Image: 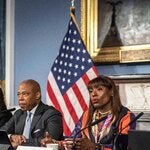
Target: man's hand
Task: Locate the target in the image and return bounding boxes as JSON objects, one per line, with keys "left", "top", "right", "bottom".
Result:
{"left": 41, "top": 132, "right": 66, "bottom": 150}
{"left": 10, "top": 134, "right": 26, "bottom": 148}
{"left": 40, "top": 132, "right": 55, "bottom": 147}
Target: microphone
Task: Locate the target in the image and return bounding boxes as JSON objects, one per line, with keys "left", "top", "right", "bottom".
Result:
{"left": 113, "top": 112, "right": 144, "bottom": 150}
{"left": 72, "top": 115, "right": 108, "bottom": 150}
{"left": 0, "top": 108, "right": 16, "bottom": 113}
{"left": 74, "top": 115, "right": 108, "bottom": 139}
{"left": 89, "top": 116, "right": 108, "bottom": 127}
{"left": 118, "top": 112, "right": 144, "bottom": 135}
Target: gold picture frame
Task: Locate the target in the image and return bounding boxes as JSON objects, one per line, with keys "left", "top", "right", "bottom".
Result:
{"left": 81, "top": 0, "right": 150, "bottom": 63}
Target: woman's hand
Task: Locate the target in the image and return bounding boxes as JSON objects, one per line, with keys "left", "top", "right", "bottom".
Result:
{"left": 75, "top": 138, "right": 96, "bottom": 150}
{"left": 63, "top": 138, "right": 74, "bottom": 150}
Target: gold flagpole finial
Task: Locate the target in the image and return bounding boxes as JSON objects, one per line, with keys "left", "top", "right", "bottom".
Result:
{"left": 70, "top": 0, "right": 75, "bottom": 15}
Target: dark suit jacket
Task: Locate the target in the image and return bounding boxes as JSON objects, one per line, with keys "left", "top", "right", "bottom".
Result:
{"left": 0, "top": 101, "right": 63, "bottom": 146}
{"left": 0, "top": 111, "right": 12, "bottom": 128}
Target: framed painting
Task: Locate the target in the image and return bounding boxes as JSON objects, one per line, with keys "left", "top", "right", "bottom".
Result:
{"left": 110, "top": 74, "right": 150, "bottom": 113}
{"left": 110, "top": 74, "right": 150, "bottom": 124}
{"left": 81, "top": 0, "right": 150, "bottom": 64}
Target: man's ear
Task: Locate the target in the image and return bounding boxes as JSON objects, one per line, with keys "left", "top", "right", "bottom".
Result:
{"left": 36, "top": 92, "right": 41, "bottom": 99}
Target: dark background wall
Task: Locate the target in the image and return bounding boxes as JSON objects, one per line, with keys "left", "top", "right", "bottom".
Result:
{"left": 14, "top": 0, "right": 150, "bottom": 104}
{"left": 0, "top": 0, "right": 5, "bottom": 80}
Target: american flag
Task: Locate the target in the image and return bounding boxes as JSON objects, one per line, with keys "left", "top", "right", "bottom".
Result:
{"left": 46, "top": 12, "right": 98, "bottom": 136}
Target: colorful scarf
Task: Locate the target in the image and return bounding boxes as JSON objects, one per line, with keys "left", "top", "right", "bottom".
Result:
{"left": 92, "top": 110, "right": 113, "bottom": 143}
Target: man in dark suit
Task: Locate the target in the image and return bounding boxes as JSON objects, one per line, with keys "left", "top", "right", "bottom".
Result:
{"left": 0, "top": 79, "right": 63, "bottom": 148}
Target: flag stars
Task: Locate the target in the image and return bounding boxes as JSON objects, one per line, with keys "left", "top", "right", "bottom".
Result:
{"left": 64, "top": 37, "right": 67, "bottom": 41}
{"left": 77, "top": 48, "right": 81, "bottom": 52}
{"left": 51, "top": 18, "right": 95, "bottom": 96}
{"left": 70, "top": 21, "right": 73, "bottom": 25}
{"left": 88, "top": 59, "right": 92, "bottom": 63}
{"left": 68, "top": 38, "right": 71, "bottom": 42}
{"left": 62, "top": 45, "right": 66, "bottom": 49}
{"left": 75, "top": 64, "right": 79, "bottom": 69}
{"left": 82, "top": 49, "right": 86, "bottom": 53}
{"left": 69, "top": 63, "right": 73, "bottom": 67}
{"left": 66, "top": 46, "right": 69, "bottom": 50}
{"left": 57, "top": 76, "right": 61, "bottom": 80}
{"left": 58, "top": 68, "right": 62, "bottom": 73}
{"left": 63, "top": 70, "right": 67, "bottom": 74}
{"left": 72, "top": 39, "right": 76, "bottom": 43}
{"left": 67, "top": 79, "right": 71, "bottom": 83}
{"left": 59, "top": 61, "right": 63, "bottom": 65}
{"left": 73, "top": 30, "right": 77, "bottom": 35}
{"left": 78, "top": 40, "right": 81, "bottom": 44}
{"left": 71, "top": 47, "right": 75, "bottom": 51}
{"left": 74, "top": 72, "right": 78, "bottom": 77}
{"left": 61, "top": 85, "right": 65, "bottom": 90}
{"left": 82, "top": 58, "right": 85, "bottom": 62}
{"left": 61, "top": 53, "right": 64, "bottom": 57}
{"left": 81, "top": 66, "right": 85, "bottom": 70}
{"left": 62, "top": 78, "right": 66, "bottom": 82}
{"left": 53, "top": 67, "right": 57, "bottom": 71}
{"left": 64, "top": 62, "right": 68, "bottom": 66}
{"left": 76, "top": 56, "right": 80, "bottom": 61}
{"left": 65, "top": 54, "right": 69, "bottom": 58}
{"left": 69, "top": 29, "right": 72, "bottom": 34}
{"left": 70, "top": 55, "right": 74, "bottom": 59}
{"left": 55, "top": 59, "right": 58, "bottom": 63}
{"left": 68, "top": 71, "right": 71, "bottom": 75}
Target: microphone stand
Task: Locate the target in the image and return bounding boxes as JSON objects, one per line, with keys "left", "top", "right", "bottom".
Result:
{"left": 0, "top": 108, "right": 16, "bottom": 113}
{"left": 113, "top": 133, "right": 119, "bottom": 150}
{"left": 72, "top": 116, "right": 108, "bottom": 150}
{"left": 112, "top": 112, "right": 144, "bottom": 150}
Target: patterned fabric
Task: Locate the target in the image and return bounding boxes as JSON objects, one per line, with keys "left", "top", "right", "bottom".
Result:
{"left": 92, "top": 111, "right": 113, "bottom": 143}
{"left": 92, "top": 110, "right": 101, "bottom": 143}
{"left": 79, "top": 106, "right": 136, "bottom": 150}
{"left": 101, "top": 114, "right": 112, "bottom": 131}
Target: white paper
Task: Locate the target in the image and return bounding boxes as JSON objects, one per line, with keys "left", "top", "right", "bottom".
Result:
{"left": 17, "top": 146, "right": 53, "bottom": 150}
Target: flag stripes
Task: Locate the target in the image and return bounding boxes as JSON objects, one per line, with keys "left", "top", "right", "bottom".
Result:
{"left": 46, "top": 12, "right": 98, "bottom": 136}
{"left": 47, "top": 67, "right": 98, "bottom": 135}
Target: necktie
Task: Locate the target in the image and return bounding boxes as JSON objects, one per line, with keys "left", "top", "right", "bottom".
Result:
{"left": 23, "top": 111, "right": 32, "bottom": 139}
